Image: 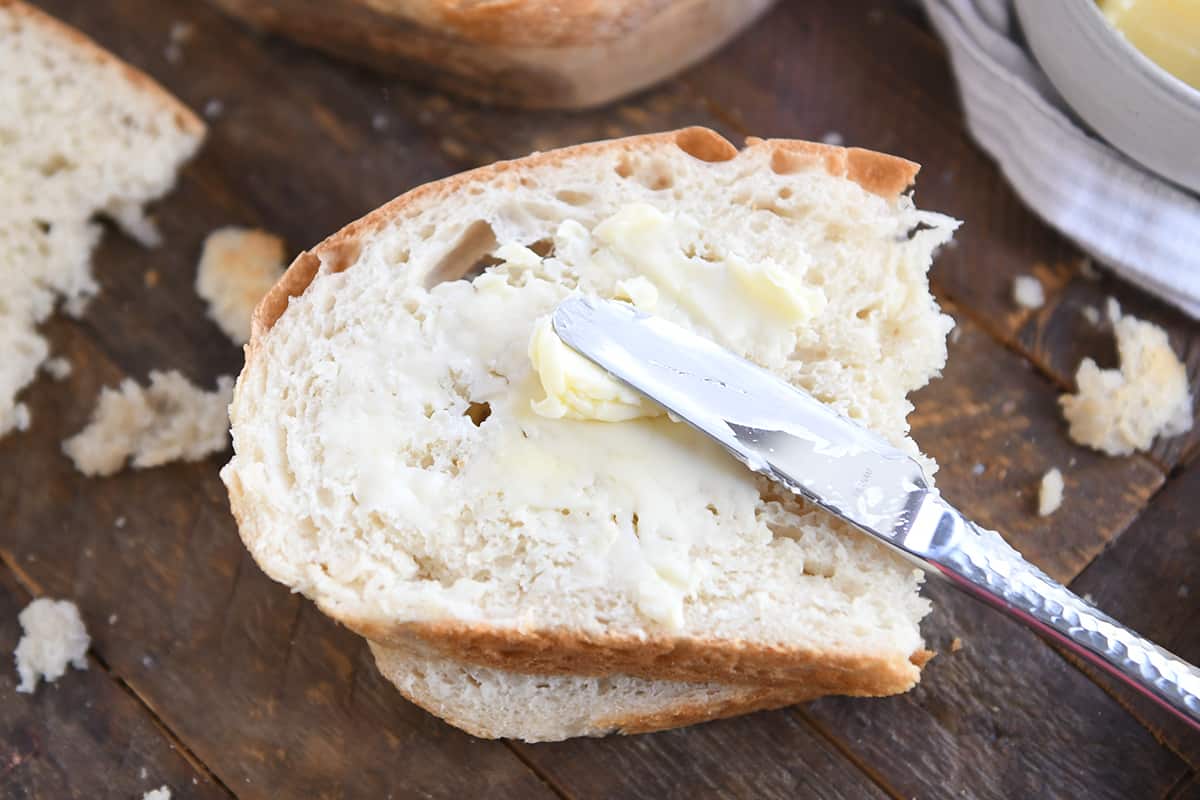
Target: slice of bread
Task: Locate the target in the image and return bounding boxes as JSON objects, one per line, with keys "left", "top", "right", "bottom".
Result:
{"left": 0, "top": 0, "right": 205, "bottom": 437}
{"left": 223, "top": 128, "right": 957, "bottom": 695}
{"left": 209, "top": 0, "right": 775, "bottom": 109}
{"left": 369, "top": 639, "right": 816, "bottom": 742}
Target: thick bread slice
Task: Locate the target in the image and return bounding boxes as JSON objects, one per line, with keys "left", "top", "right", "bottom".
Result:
{"left": 0, "top": 0, "right": 205, "bottom": 436}
{"left": 224, "top": 128, "right": 956, "bottom": 694}
{"left": 369, "top": 640, "right": 816, "bottom": 742}
{"left": 209, "top": 0, "right": 774, "bottom": 109}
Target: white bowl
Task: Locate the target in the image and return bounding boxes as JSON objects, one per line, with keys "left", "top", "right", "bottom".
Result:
{"left": 1014, "top": 0, "right": 1200, "bottom": 193}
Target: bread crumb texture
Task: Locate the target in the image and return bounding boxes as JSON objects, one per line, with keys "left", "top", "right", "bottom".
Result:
{"left": 225, "top": 133, "right": 958, "bottom": 683}
{"left": 1037, "top": 467, "right": 1064, "bottom": 516}
{"left": 63, "top": 370, "right": 233, "bottom": 476}
{"left": 1012, "top": 274, "right": 1045, "bottom": 309}
{"left": 13, "top": 597, "right": 90, "bottom": 693}
{"left": 0, "top": 2, "right": 203, "bottom": 439}
{"left": 1060, "top": 306, "right": 1193, "bottom": 456}
{"left": 195, "top": 227, "right": 287, "bottom": 345}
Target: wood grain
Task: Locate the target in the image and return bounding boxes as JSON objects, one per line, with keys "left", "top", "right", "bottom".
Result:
{"left": 805, "top": 579, "right": 1189, "bottom": 800}
{"left": 1069, "top": 461, "right": 1200, "bottom": 768}
{"left": 514, "top": 711, "right": 889, "bottom": 800}
{"left": 3, "top": 0, "right": 1193, "bottom": 797}
{"left": 0, "top": 568, "right": 227, "bottom": 800}
{"left": 909, "top": 315, "right": 1163, "bottom": 583}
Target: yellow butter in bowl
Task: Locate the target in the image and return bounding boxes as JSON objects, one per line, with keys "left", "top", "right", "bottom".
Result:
{"left": 1099, "top": 0, "right": 1200, "bottom": 90}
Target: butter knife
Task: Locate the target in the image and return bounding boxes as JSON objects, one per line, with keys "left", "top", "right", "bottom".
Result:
{"left": 552, "top": 296, "right": 1200, "bottom": 731}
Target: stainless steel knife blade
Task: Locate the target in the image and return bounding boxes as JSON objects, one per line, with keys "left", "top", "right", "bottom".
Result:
{"left": 551, "top": 295, "right": 1200, "bottom": 730}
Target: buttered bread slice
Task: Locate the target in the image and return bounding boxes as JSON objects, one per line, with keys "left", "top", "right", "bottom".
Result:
{"left": 223, "top": 128, "right": 958, "bottom": 694}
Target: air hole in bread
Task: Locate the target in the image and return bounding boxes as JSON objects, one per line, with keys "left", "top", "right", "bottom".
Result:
{"left": 905, "top": 221, "right": 937, "bottom": 240}
{"left": 555, "top": 190, "right": 592, "bottom": 206}
{"left": 778, "top": 187, "right": 794, "bottom": 200}
{"left": 423, "top": 220, "right": 500, "bottom": 288}
{"left": 37, "top": 153, "right": 72, "bottom": 177}
{"left": 614, "top": 155, "right": 634, "bottom": 179}
{"left": 639, "top": 160, "right": 674, "bottom": 191}
{"left": 673, "top": 128, "right": 737, "bottom": 162}
{"left": 464, "top": 401, "right": 491, "bottom": 426}
{"left": 528, "top": 238, "right": 553, "bottom": 258}
{"left": 802, "top": 562, "right": 836, "bottom": 578}
{"left": 35, "top": 219, "right": 50, "bottom": 234}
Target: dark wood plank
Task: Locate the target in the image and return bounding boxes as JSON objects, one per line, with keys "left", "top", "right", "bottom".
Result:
{"left": 0, "top": 567, "right": 227, "bottom": 800}
{"left": 1172, "top": 774, "right": 1200, "bottom": 800}
{"left": 1018, "top": 276, "right": 1200, "bottom": 470}
{"left": 791, "top": 315, "right": 1184, "bottom": 799}
{"left": 1, "top": 325, "right": 557, "bottom": 800}
{"left": 805, "top": 579, "right": 1189, "bottom": 800}
{"left": 1068, "top": 461, "right": 1200, "bottom": 768}
{"left": 910, "top": 314, "right": 1163, "bottom": 583}
{"left": 514, "top": 710, "right": 889, "bottom": 800}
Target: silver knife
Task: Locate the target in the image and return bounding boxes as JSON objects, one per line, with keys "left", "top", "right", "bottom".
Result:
{"left": 552, "top": 296, "right": 1200, "bottom": 731}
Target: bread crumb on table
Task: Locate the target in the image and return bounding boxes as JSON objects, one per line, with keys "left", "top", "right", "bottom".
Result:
{"left": 62, "top": 370, "right": 233, "bottom": 477}
{"left": 1080, "top": 305, "right": 1100, "bottom": 326}
{"left": 13, "top": 598, "right": 90, "bottom": 694}
{"left": 42, "top": 357, "right": 72, "bottom": 381}
{"left": 950, "top": 637, "right": 964, "bottom": 653}
{"left": 204, "top": 98, "right": 224, "bottom": 119}
{"left": 12, "top": 403, "right": 31, "bottom": 432}
{"left": 821, "top": 131, "right": 844, "bottom": 146}
{"left": 195, "top": 227, "right": 286, "bottom": 345}
{"left": 142, "top": 786, "right": 171, "bottom": 800}
{"left": 1037, "top": 468, "right": 1064, "bottom": 516}
{"left": 1059, "top": 307, "right": 1193, "bottom": 456}
{"left": 1012, "top": 274, "right": 1045, "bottom": 309}
{"left": 143, "top": 269, "right": 160, "bottom": 289}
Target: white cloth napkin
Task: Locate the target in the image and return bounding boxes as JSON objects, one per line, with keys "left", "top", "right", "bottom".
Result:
{"left": 922, "top": 0, "right": 1200, "bottom": 318}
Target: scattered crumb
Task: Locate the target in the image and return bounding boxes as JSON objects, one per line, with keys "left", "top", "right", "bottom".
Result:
{"left": 1068, "top": 456, "right": 1077, "bottom": 467}
{"left": 143, "top": 786, "right": 171, "bottom": 800}
{"left": 1037, "top": 468, "right": 1064, "bottom": 516}
{"left": 62, "top": 370, "right": 234, "bottom": 476}
{"left": 1060, "top": 312, "right": 1193, "bottom": 456}
{"left": 1083, "top": 593, "right": 1095, "bottom": 604}
{"left": 203, "top": 99, "right": 224, "bottom": 119}
{"left": 195, "top": 227, "right": 287, "bottom": 345}
{"left": 1179, "top": 586, "right": 1190, "bottom": 599}
{"left": 139, "top": 767, "right": 149, "bottom": 780}
{"left": 43, "top": 357, "right": 72, "bottom": 381}
{"left": 971, "top": 462, "right": 986, "bottom": 476}
{"left": 1079, "top": 257, "right": 1100, "bottom": 280}
{"left": 25, "top": 554, "right": 35, "bottom": 563}
{"left": 1105, "top": 296, "right": 1122, "bottom": 324}
{"left": 13, "top": 403, "right": 30, "bottom": 432}
{"left": 1080, "top": 305, "right": 1100, "bottom": 326}
{"left": 164, "top": 20, "right": 194, "bottom": 64}
{"left": 13, "top": 598, "right": 90, "bottom": 693}
{"left": 371, "top": 112, "right": 389, "bottom": 132}
{"left": 440, "top": 137, "right": 469, "bottom": 161}
{"left": 950, "top": 637, "right": 964, "bottom": 653}
{"left": 142, "top": 654, "right": 155, "bottom": 669}
{"left": 108, "top": 613, "right": 118, "bottom": 625}
{"left": 1000, "top": 399, "right": 1017, "bottom": 415}
{"left": 948, "top": 324, "right": 962, "bottom": 345}
{"left": 115, "top": 516, "right": 127, "bottom": 528}
{"left": 143, "top": 269, "right": 160, "bottom": 289}
{"left": 1012, "top": 274, "right": 1045, "bottom": 309}
{"left": 821, "top": 131, "right": 844, "bottom": 146}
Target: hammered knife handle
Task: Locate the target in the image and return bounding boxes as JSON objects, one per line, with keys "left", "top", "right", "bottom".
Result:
{"left": 925, "top": 497, "right": 1200, "bottom": 730}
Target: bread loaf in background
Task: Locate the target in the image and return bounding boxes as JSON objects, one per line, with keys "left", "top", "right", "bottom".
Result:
{"left": 207, "top": 0, "right": 775, "bottom": 109}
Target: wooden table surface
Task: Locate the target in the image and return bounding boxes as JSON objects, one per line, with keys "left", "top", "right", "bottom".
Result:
{"left": 3, "top": 1, "right": 1199, "bottom": 797}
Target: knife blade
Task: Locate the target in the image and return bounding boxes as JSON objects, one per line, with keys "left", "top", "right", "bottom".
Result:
{"left": 552, "top": 295, "right": 1200, "bottom": 731}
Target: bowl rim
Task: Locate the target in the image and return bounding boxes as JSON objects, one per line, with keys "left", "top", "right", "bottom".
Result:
{"left": 1080, "top": 0, "right": 1200, "bottom": 104}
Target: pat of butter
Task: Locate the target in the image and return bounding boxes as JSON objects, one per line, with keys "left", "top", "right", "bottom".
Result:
{"left": 528, "top": 316, "right": 664, "bottom": 422}
{"left": 1099, "top": 0, "right": 1200, "bottom": 90}
{"left": 731, "top": 256, "right": 827, "bottom": 323}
